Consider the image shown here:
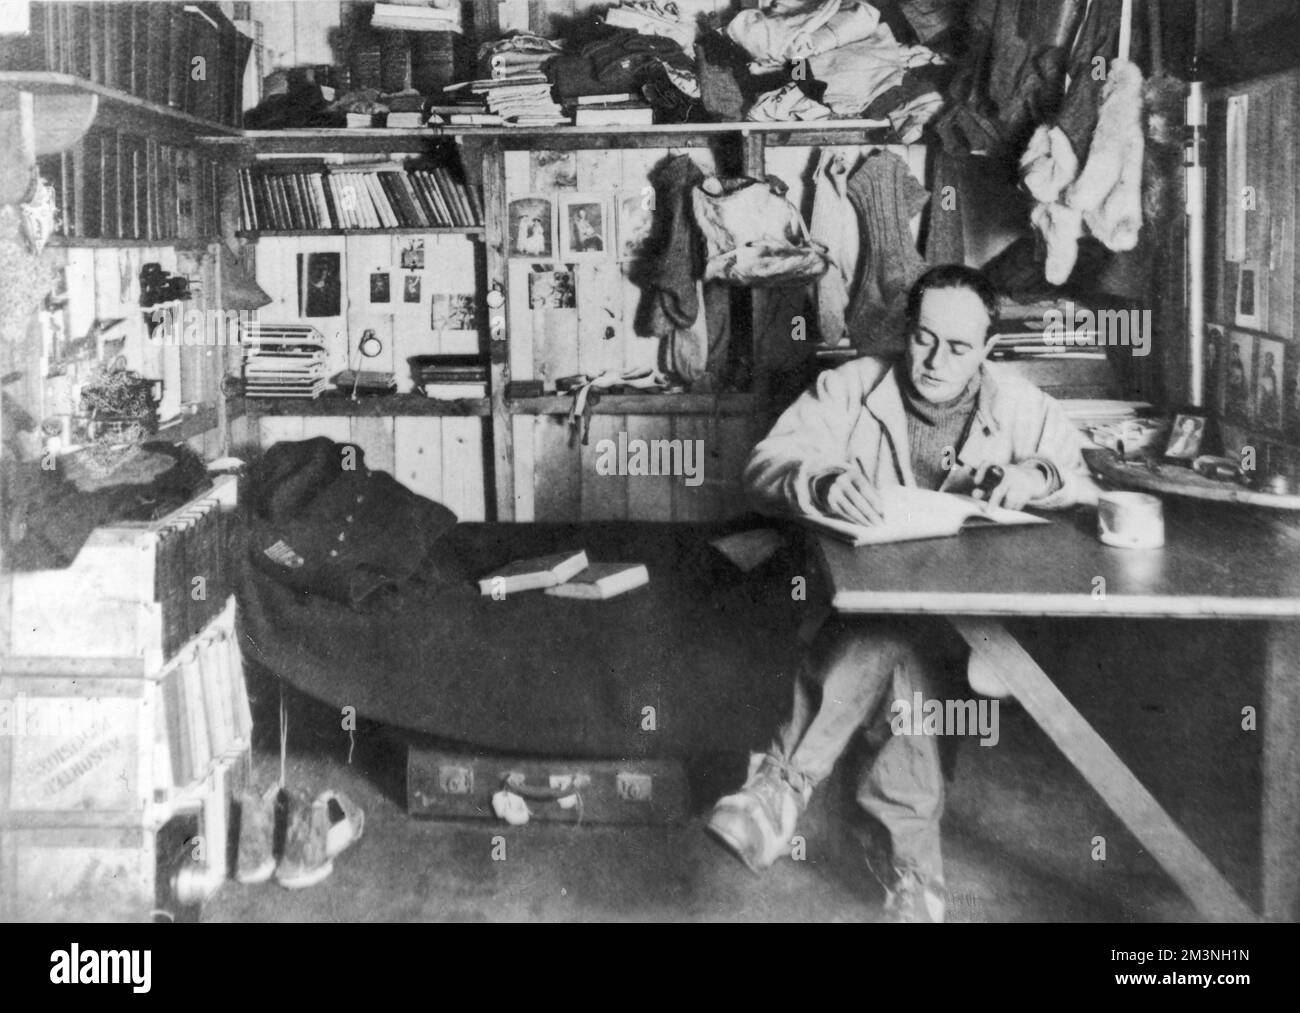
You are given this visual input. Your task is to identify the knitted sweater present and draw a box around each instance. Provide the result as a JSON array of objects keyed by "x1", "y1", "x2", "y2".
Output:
[{"x1": 901, "y1": 374, "x2": 980, "y2": 490}]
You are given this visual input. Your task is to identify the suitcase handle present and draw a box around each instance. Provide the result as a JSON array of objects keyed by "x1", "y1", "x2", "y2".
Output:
[{"x1": 501, "y1": 772, "x2": 590, "y2": 803}]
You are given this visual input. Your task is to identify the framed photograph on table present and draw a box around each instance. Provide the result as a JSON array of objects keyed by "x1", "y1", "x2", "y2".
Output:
[
  {"x1": 559, "y1": 195, "x2": 609, "y2": 259},
  {"x1": 1164, "y1": 413, "x2": 1207, "y2": 461}
]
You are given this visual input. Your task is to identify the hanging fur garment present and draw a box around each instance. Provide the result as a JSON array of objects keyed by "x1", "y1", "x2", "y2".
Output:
[{"x1": 1027, "y1": 58, "x2": 1145, "y2": 285}]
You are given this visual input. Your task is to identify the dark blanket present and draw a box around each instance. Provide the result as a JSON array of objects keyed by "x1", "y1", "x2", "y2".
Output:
[{"x1": 236, "y1": 521, "x2": 805, "y2": 758}]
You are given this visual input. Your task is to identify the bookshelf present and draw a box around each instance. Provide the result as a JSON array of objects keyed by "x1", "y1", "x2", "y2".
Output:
[{"x1": 203, "y1": 120, "x2": 903, "y2": 523}]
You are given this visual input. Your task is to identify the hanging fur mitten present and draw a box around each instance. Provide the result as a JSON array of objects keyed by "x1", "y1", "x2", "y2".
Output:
[
  {"x1": 1032, "y1": 199, "x2": 1085, "y2": 286},
  {"x1": 1020, "y1": 124, "x2": 1079, "y2": 205},
  {"x1": 1064, "y1": 59, "x2": 1145, "y2": 253}
]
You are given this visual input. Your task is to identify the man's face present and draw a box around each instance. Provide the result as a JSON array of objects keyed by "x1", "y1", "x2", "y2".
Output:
[{"x1": 906, "y1": 286, "x2": 994, "y2": 404}]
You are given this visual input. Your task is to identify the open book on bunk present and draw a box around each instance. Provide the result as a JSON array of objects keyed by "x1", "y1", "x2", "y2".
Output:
[{"x1": 801, "y1": 487, "x2": 1049, "y2": 547}]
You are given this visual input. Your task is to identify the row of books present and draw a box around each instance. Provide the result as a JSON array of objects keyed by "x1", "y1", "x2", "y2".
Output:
[
  {"x1": 1, "y1": 1, "x2": 251, "y2": 128},
  {"x1": 157, "y1": 623, "x2": 252, "y2": 793},
  {"x1": 237, "y1": 165, "x2": 484, "y2": 233},
  {"x1": 152, "y1": 495, "x2": 232, "y2": 665},
  {"x1": 39, "y1": 131, "x2": 222, "y2": 241}
]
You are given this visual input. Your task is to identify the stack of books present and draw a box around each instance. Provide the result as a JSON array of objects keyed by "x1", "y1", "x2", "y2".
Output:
[
  {"x1": 241, "y1": 323, "x2": 329, "y2": 399},
  {"x1": 477, "y1": 550, "x2": 650, "y2": 600},
  {"x1": 237, "y1": 163, "x2": 483, "y2": 231},
  {"x1": 571, "y1": 93, "x2": 654, "y2": 125},
  {"x1": 385, "y1": 92, "x2": 429, "y2": 129},
  {"x1": 448, "y1": 76, "x2": 569, "y2": 127},
  {"x1": 408, "y1": 355, "x2": 488, "y2": 399}
]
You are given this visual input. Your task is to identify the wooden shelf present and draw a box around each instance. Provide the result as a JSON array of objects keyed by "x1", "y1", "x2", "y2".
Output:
[
  {"x1": 238, "y1": 227, "x2": 483, "y2": 239},
  {"x1": 0, "y1": 72, "x2": 239, "y2": 143},
  {"x1": 199, "y1": 119, "x2": 895, "y2": 154},
  {"x1": 234, "y1": 394, "x2": 491, "y2": 417},
  {"x1": 49, "y1": 236, "x2": 215, "y2": 250},
  {"x1": 508, "y1": 393, "x2": 754, "y2": 416}
]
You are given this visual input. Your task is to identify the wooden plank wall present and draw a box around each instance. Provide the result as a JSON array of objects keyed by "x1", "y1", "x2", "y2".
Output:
[
  {"x1": 1206, "y1": 70, "x2": 1300, "y2": 479},
  {"x1": 249, "y1": 233, "x2": 488, "y2": 520}
]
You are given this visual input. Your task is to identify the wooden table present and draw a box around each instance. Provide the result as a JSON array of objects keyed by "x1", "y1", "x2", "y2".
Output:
[{"x1": 813, "y1": 505, "x2": 1300, "y2": 923}]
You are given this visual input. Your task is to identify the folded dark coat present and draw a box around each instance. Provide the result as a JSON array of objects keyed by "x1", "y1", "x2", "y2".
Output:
[{"x1": 245, "y1": 437, "x2": 457, "y2": 611}]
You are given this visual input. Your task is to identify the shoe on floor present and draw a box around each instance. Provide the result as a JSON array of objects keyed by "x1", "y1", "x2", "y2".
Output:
[
  {"x1": 879, "y1": 865, "x2": 946, "y2": 923},
  {"x1": 320, "y1": 790, "x2": 364, "y2": 859},
  {"x1": 235, "y1": 785, "x2": 279, "y2": 885},
  {"x1": 706, "y1": 753, "x2": 812, "y2": 873},
  {"x1": 275, "y1": 790, "x2": 334, "y2": 890}
]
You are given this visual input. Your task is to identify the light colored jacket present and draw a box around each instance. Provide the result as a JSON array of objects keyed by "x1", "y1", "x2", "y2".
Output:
[{"x1": 745, "y1": 356, "x2": 1099, "y2": 516}]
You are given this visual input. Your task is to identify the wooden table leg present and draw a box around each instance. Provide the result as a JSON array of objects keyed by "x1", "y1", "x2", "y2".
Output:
[
  {"x1": 1263, "y1": 621, "x2": 1300, "y2": 922},
  {"x1": 948, "y1": 616, "x2": 1257, "y2": 923}
]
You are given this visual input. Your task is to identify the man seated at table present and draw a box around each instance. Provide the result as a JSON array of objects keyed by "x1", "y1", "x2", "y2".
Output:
[{"x1": 706, "y1": 264, "x2": 1099, "y2": 922}]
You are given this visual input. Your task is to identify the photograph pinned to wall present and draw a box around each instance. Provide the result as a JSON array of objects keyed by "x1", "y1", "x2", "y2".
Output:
[
  {"x1": 527, "y1": 266, "x2": 576, "y2": 309},
  {"x1": 1255, "y1": 337, "x2": 1284, "y2": 430},
  {"x1": 1205, "y1": 325, "x2": 1226, "y2": 415},
  {"x1": 432, "y1": 293, "x2": 478, "y2": 331},
  {"x1": 508, "y1": 196, "x2": 554, "y2": 258},
  {"x1": 530, "y1": 150, "x2": 577, "y2": 191},
  {"x1": 1289, "y1": 348, "x2": 1300, "y2": 442},
  {"x1": 403, "y1": 274, "x2": 422, "y2": 303},
  {"x1": 618, "y1": 188, "x2": 656, "y2": 261},
  {"x1": 399, "y1": 238, "x2": 425, "y2": 271},
  {"x1": 370, "y1": 272, "x2": 391, "y2": 303},
  {"x1": 298, "y1": 252, "x2": 341, "y2": 317},
  {"x1": 1235, "y1": 261, "x2": 1263, "y2": 329},
  {"x1": 560, "y1": 195, "x2": 609, "y2": 259},
  {"x1": 1225, "y1": 330, "x2": 1255, "y2": 422}
]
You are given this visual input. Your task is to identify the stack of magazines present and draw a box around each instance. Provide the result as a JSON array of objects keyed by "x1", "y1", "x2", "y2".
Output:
[{"x1": 242, "y1": 323, "x2": 329, "y2": 399}]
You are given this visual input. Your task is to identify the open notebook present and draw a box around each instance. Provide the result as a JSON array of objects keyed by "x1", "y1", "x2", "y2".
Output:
[{"x1": 802, "y1": 486, "x2": 1049, "y2": 547}]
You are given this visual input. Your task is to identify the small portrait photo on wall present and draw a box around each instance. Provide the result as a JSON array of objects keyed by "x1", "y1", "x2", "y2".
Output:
[
  {"x1": 432, "y1": 293, "x2": 478, "y2": 331},
  {"x1": 403, "y1": 274, "x2": 422, "y2": 303},
  {"x1": 370, "y1": 272, "x2": 391, "y2": 303},
  {"x1": 508, "y1": 197, "x2": 554, "y2": 258},
  {"x1": 618, "y1": 189, "x2": 655, "y2": 262},
  {"x1": 297, "y1": 252, "x2": 341, "y2": 317},
  {"x1": 1205, "y1": 326, "x2": 1225, "y2": 416},
  {"x1": 1225, "y1": 331, "x2": 1255, "y2": 422},
  {"x1": 530, "y1": 150, "x2": 577, "y2": 192},
  {"x1": 560, "y1": 195, "x2": 609, "y2": 259},
  {"x1": 527, "y1": 267, "x2": 576, "y2": 309},
  {"x1": 399, "y1": 238, "x2": 425, "y2": 271},
  {"x1": 1255, "y1": 337, "x2": 1285, "y2": 430}
]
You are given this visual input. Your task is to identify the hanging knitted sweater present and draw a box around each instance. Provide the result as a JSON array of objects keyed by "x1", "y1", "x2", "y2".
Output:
[{"x1": 843, "y1": 150, "x2": 931, "y2": 356}]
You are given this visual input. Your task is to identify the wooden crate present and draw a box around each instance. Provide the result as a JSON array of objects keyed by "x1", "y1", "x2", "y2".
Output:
[
  {"x1": 8, "y1": 474, "x2": 237, "y2": 673},
  {"x1": 0, "y1": 600, "x2": 252, "y2": 921},
  {"x1": 407, "y1": 746, "x2": 690, "y2": 826},
  {"x1": 0, "y1": 751, "x2": 248, "y2": 922}
]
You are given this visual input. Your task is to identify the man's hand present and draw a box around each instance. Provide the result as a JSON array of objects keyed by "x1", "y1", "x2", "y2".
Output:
[
  {"x1": 812, "y1": 470, "x2": 886, "y2": 526},
  {"x1": 970, "y1": 462, "x2": 1049, "y2": 511}
]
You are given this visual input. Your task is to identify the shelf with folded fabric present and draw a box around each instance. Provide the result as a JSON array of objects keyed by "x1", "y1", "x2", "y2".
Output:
[
  {"x1": 507, "y1": 393, "x2": 754, "y2": 416},
  {"x1": 232, "y1": 394, "x2": 492, "y2": 418}
]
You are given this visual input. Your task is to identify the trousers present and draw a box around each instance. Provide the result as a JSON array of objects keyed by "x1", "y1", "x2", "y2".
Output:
[{"x1": 771, "y1": 616, "x2": 967, "y2": 879}]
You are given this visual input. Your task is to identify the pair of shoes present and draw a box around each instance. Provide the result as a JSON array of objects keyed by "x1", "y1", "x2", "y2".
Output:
[
  {"x1": 236, "y1": 786, "x2": 365, "y2": 890},
  {"x1": 879, "y1": 865, "x2": 946, "y2": 924},
  {"x1": 705, "y1": 753, "x2": 812, "y2": 873}
]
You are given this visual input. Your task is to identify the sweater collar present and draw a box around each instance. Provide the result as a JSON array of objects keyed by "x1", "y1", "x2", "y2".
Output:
[{"x1": 900, "y1": 370, "x2": 981, "y2": 426}]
